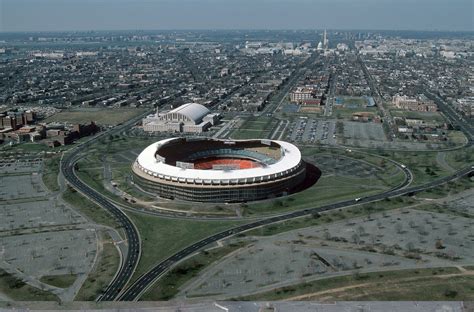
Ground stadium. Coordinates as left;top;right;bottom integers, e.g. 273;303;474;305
132;137;307;202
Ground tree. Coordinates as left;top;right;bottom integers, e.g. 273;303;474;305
435;239;445;249
351;233;360;244
356;225;366;236
395;223;403;234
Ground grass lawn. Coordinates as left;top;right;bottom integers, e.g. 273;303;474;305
0;268;58;301
62;187;121;230
126;211;243;284
444;146;474;170
414;176;473;201
447;131;468;144
110;163;155;202
237;267;466;301
39;274;77;289
141;241;248;300
389;110;446;123
75;232;120;301
42;155;61;192
334;107;378;119
230;116;278;139
242;147;406;216
245;175;392;216
43;108;147;126
371;149;453;187
338;96;368;107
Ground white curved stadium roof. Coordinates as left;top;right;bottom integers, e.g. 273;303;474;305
166;103;210;123
135;138;302;183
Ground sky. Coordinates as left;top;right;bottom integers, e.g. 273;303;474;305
1;0;472;32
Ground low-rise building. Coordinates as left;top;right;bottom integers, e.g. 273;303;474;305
392;94;438;112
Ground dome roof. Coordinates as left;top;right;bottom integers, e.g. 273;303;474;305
166;103;210;123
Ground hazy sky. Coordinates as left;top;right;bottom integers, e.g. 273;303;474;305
1;0;472;32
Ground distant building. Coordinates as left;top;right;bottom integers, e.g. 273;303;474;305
290;87;315;102
43;122;98;147
143;103;219;133
0;110;36;130
392;95;438;112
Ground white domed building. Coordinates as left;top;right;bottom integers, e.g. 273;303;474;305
143;103;220;133
132;137;307;202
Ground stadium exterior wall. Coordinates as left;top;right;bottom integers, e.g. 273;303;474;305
131;138;307;202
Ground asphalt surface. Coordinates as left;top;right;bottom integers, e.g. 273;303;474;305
60;109;153;301
424;90;474;143
118;163;473;301
58;70;473;302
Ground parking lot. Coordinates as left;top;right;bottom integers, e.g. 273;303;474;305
309;153;384;179
0;174;49;200
0;229;97;278
0;159;100;301
0;158;42;174
0;199;85;232
181;240;423;298
287;117;336;145
342;121;387;147
180;206;474;299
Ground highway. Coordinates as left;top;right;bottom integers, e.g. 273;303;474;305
60;109;153;301
58;58;473;302
424;90;474;143
118;163;473;301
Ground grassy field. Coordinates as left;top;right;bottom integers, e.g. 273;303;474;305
414;175;473;201
333;96;378;119
377;146;473;187
75;232;120;301
245;176;389;216
108;162;155;202
389;110;446;123
230;116;278;139
39;274;77;289
447;131;468;144
141;241;248;300
444;146;474;170
371;149;453;186
337;96;368;107
0;269;58;301
237;267;470;301
126;211;243;283
241;146;407;216
42;155;61;192
62;187;121;230
44;108;147;126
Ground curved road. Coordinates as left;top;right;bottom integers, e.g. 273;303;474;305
118;164;473;301
60;98;473;301
60;109;153;301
